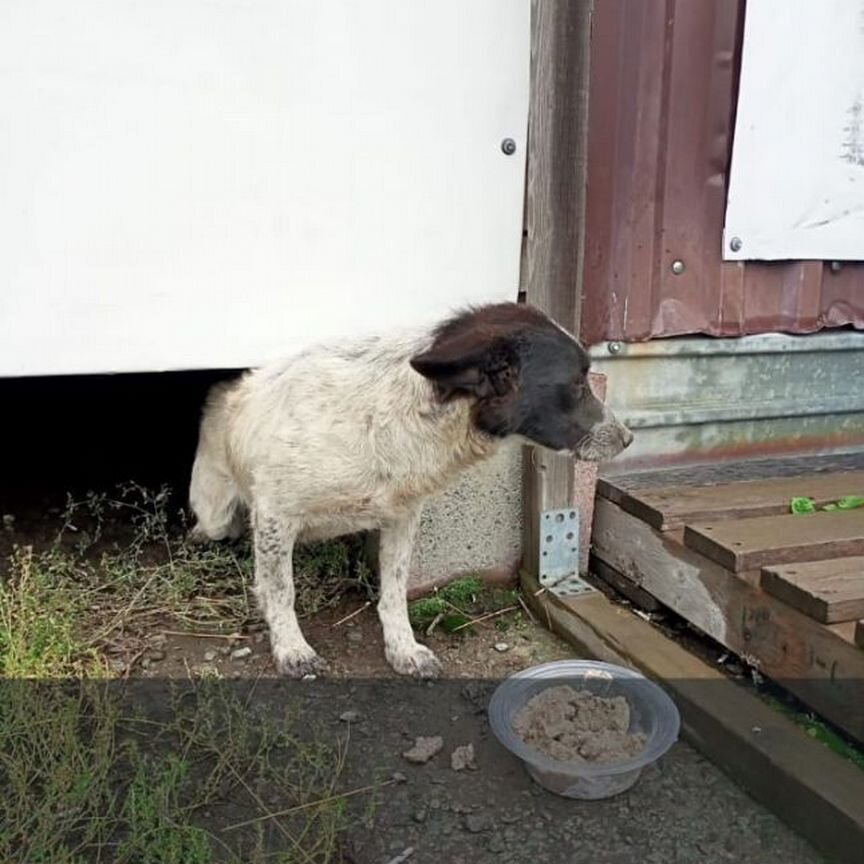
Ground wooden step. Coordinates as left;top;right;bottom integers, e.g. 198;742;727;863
684;509;864;572
597;471;864;531
761;558;864;623
592;497;864;742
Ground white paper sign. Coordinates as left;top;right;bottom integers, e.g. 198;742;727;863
724;0;864;261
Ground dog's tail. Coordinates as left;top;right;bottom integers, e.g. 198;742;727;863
188;382;246;543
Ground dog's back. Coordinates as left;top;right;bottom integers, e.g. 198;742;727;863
189;329;493;543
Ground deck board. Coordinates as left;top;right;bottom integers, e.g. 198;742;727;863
761;558;864;623
684;510;864;572
598;471;864;531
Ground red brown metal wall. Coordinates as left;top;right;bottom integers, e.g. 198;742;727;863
580;0;864;346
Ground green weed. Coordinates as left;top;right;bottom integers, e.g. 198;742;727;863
0;681;366;863
761;692;864;771
0;546;106;677
0;483;374;677
408;576;521;634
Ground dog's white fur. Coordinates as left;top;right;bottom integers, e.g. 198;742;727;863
190;330;500;678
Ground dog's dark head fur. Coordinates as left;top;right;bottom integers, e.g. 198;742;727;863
410;303;633;462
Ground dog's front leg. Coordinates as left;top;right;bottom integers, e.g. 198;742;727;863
252;506;327;678
378;510;442;679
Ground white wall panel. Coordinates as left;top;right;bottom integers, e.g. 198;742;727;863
0;1;529;375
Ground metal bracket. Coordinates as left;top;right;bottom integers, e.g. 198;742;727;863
538;508;595;597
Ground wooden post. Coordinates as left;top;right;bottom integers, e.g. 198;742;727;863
521;0;594;581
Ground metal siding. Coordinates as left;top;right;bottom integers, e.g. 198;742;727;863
589;332;864;472
581;0;864;345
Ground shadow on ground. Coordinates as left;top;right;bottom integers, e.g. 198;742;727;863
0;678;827;864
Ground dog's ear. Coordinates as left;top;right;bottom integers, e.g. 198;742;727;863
410;332;519;400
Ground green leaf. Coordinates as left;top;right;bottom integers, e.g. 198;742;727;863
790;497;816;514
835;495;864;510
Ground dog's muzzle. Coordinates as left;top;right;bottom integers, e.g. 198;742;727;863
574;413;633;463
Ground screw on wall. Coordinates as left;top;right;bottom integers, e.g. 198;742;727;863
608;342;622;355
500;138;517;155
830;261;843;273
671;260;685;275
729;236;743;253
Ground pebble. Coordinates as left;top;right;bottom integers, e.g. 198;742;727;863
464;812;493;834
339;710;362;723
346;630;364;644
450;743;476;772
391;772;408;784
231;646;253;661
493;642;510;653
219;646;231;657
385;847;415;864
203;650;218;662
254;632;266;644
412;807;428;824
488;835;507;854
402;736;444;764
146;649;166;662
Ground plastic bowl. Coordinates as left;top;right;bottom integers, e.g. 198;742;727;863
488;660;680;800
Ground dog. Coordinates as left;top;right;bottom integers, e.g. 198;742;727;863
189;302;632;678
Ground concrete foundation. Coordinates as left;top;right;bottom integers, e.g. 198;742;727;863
408;442;523;592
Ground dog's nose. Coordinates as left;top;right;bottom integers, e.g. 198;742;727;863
620;425;634;449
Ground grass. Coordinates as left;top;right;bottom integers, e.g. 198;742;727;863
0;483;374;678
0;679;366;863
407;576;521;634
0;483;528;861
760;691;864;771
0;545;107;677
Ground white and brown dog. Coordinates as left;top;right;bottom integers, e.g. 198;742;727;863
189;302;632;678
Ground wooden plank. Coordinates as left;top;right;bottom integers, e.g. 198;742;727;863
520;572;864;864
761;558;864;624
592;497;864;742
520;0;592;577
598;471;864;531
590;554;662;612
684;509;864;572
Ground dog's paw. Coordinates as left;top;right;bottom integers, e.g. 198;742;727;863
386;644;443;679
273;647;329;679
186;524;212;546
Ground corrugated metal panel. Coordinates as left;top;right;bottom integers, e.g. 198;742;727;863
581;0;864;345
589;331;864;472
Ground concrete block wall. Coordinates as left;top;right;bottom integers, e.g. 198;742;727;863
408;442;523;593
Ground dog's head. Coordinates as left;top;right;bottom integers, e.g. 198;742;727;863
410;303;633;462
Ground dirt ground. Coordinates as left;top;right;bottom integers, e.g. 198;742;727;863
132;600;571;681
0;491;830;864
103;600;827;864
